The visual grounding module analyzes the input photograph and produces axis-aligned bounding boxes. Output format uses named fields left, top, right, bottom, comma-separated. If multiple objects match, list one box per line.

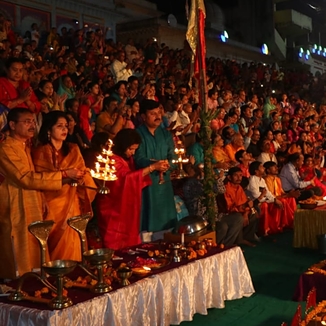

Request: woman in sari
left=86, top=82, right=104, bottom=115
left=78, top=98, right=94, bottom=142
left=96, top=128, right=167, bottom=250
left=32, top=111, right=97, bottom=261
left=299, top=154, right=326, bottom=196
left=57, top=75, right=76, bottom=99
left=212, top=133, right=233, bottom=167
left=35, top=80, right=67, bottom=112
left=0, top=58, right=41, bottom=112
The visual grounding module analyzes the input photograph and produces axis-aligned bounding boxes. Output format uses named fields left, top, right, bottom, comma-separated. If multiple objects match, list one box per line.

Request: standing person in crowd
left=0, top=108, right=83, bottom=279
left=111, top=51, right=133, bottom=83
left=0, top=58, right=41, bottom=112
left=134, top=99, right=177, bottom=240
left=97, top=129, right=167, bottom=249
left=32, top=111, right=97, bottom=261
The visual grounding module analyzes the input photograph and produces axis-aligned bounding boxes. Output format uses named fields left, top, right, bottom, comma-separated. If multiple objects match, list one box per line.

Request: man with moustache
left=134, top=100, right=177, bottom=240
left=224, top=167, right=259, bottom=247
left=0, top=108, right=83, bottom=279
left=96, top=96, right=125, bottom=138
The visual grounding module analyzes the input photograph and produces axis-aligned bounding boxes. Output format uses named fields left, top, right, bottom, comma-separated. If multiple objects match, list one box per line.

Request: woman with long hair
left=128, top=98, right=142, bottom=128
left=212, top=133, right=233, bottom=167
left=287, top=118, right=301, bottom=143
left=86, top=82, right=104, bottom=115
left=36, top=79, right=66, bottom=111
left=78, top=97, right=94, bottom=142
left=299, top=154, right=326, bottom=196
left=66, top=111, right=91, bottom=150
left=96, top=128, right=167, bottom=249
left=32, top=111, right=96, bottom=261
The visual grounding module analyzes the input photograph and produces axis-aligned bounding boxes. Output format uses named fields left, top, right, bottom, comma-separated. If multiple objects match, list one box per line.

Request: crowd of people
left=1, top=19, right=326, bottom=279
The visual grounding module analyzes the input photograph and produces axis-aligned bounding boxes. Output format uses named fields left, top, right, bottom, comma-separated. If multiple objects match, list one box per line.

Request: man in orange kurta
left=263, top=161, right=298, bottom=232
left=0, top=109, right=63, bottom=279
left=224, top=167, right=258, bottom=246
left=224, top=134, right=245, bottom=162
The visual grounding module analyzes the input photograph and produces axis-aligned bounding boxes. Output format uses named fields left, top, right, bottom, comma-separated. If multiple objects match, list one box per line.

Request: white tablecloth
left=0, top=246, right=254, bottom=326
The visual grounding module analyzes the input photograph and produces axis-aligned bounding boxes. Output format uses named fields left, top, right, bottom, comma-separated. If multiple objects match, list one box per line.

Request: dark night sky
left=147, top=0, right=186, bottom=15
left=148, top=0, right=326, bottom=15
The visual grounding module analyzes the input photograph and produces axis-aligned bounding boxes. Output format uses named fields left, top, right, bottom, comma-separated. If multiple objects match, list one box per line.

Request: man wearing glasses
left=0, top=108, right=83, bottom=280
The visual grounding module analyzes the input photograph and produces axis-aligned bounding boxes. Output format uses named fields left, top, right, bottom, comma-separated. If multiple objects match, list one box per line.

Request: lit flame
left=143, top=266, right=151, bottom=271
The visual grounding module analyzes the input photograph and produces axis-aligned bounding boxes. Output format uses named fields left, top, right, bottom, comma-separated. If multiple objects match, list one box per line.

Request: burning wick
left=143, top=266, right=151, bottom=271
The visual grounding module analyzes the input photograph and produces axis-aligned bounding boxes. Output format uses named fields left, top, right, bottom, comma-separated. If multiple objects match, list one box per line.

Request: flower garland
left=308, top=260, right=326, bottom=277
left=199, top=108, right=218, bottom=231
left=300, top=300, right=326, bottom=326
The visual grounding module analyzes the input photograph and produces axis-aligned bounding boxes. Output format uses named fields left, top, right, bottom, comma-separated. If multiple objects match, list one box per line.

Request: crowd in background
left=2, top=18, right=326, bottom=262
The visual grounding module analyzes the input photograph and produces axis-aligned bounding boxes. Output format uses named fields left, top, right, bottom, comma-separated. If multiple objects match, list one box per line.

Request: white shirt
left=31, top=30, right=40, bottom=46
left=247, top=175, right=275, bottom=203
left=257, top=152, right=278, bottom=165
left=111, top=59, right=132, bottom=83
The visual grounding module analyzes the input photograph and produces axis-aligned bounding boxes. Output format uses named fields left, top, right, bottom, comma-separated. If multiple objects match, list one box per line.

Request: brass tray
left=127, top=257, right=171, bottom=270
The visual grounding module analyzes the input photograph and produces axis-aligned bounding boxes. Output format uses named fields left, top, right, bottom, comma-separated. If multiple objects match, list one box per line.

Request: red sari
left=299, top=166, right=326, bottom=196
left=87, top=94, right=102, bottom=115
left=0, top=77, right=41, bottom=113
left=78, top=104, right=93, bottom=141
left=96, top=155, right=151, bottom=250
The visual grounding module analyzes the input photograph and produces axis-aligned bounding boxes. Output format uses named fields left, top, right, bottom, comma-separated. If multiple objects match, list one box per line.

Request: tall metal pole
left=197, top=10, right=208, bottom=113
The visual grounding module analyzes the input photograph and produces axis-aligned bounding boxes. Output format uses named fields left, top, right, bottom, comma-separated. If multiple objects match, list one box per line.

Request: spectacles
left=16, top=119, right=36, bottom=125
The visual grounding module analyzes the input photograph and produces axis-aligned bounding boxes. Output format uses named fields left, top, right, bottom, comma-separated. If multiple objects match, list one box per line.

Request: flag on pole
left=186, top=0, right=206, bottom=80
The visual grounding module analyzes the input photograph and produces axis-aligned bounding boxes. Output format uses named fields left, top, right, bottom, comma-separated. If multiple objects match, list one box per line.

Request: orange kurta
left=32, top=143, right=97, bottom=261
left=0, top=137, right=62, bottom=278
left=212, top=146, right=231, bottom=163
left=224, top=144, right=245, bottom=162
left=224, top=182, right=248, bottom=213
